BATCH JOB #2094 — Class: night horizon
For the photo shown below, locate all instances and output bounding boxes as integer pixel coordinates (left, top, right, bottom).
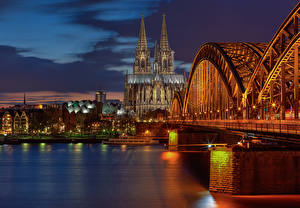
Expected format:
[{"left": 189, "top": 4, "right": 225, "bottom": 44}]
[
  {"left": 1, "top": 1, "right": 300, "bottom": 208},
  {"left": 0, "top": 0, "right": 297, "bottom": 106}
]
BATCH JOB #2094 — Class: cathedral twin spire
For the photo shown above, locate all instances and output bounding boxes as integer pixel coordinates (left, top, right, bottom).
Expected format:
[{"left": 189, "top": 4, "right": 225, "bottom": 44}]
[
  {"left": 137, "top": 14, "right": 170, "bottom": 51},
  {"left": 135, "top": 13, "right": 173, "bottom": 75},
  {"left": 138, "top": 14, "right": 147, "bottom": 50},
  {"left": 160, "top": 14, "right": 169, "bottom": 50}
]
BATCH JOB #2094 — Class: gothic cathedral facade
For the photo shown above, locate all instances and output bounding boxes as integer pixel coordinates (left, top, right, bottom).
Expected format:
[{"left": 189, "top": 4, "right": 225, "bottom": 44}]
[{"left": 124, "top": 15, "right": 187, "bottom": 117}]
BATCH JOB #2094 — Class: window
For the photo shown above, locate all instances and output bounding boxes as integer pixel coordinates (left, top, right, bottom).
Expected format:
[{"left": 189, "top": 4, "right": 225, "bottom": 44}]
[
  {"left": 163, "top": 59, "right": 167, "bottom": 68},
  {"left": 141, "top": 59, "right": 145, "bottom": 68}
]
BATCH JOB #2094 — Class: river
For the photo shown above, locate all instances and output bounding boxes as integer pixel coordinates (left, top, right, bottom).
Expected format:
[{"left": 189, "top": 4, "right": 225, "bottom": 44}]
[{"left": 0, "top": 144, "right": 299, "bottom": 208}]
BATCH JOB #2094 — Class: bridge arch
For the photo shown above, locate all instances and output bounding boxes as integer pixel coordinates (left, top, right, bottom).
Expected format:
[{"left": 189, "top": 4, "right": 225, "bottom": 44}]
[
  {"left": 183, "top": 42, "right": 265, "bottom": 120},
  {"left": 171, "top": 2, "right": 300, "bottom": 121},
  {"left": 244, "top": 3, "right": 300, "bottom": 119},
  {"left": 170, "top": 91, "right": 184, "bottom": 119}
]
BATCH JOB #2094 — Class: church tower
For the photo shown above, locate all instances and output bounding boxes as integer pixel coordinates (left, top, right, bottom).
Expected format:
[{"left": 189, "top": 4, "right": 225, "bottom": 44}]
[
  {"left": 154, "top": 14, "right": 174, "bottom": 74},
  {"left": 124, "top": 13, "right": 186, "bottom": 117},
  {"left": 133, "top": 15, "right": 151, "bottom": 74}
]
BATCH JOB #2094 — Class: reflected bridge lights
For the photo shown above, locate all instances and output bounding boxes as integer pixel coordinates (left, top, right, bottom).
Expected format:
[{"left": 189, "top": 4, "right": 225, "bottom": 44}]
[
  {"left": 193, "top": 191, "right": 217, "bottom": 208},
  {"left": 161, "top": 151, "right": 180, "bottom": 163}
]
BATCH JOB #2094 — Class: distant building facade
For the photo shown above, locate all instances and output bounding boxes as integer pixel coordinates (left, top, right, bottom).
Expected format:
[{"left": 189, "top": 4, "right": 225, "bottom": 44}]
[
  {"left": 124, "top": 15, "right": 186, "bottom": 117},
  {"left": 13, "top": 111, "right": 29, "bottom": 134},
  {"left": 0, "top": 110, "right": 29, "bottom": 135}
]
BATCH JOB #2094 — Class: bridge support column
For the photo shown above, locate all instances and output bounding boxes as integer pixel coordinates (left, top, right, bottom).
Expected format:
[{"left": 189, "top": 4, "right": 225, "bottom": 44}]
[
  {"left": 210, "top": 147, "right": 300, "bottom": 194},
  {"left": 294, "top": 44, "right": 299, "bottom": 119},
  {"left": 260, "top": 102, "right": 264, "bottom": 120},
  {"left": 168, "top": 130, "right": 178, "bottom": 151},
  {"left": 243, "top": 107, "right": 247, "bottom": 120},
  {"left": 281, "top": 64, "right": 286, "bottom": 120},
  {"left": 242, "top": 93, "right": 248, "bottom": 120}
]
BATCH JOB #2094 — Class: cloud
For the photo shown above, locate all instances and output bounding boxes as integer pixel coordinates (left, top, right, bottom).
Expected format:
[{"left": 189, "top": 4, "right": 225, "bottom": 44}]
[
  {"left": 0, "top": 0, "right": 119, "bottom": 63},
  {"left": 49, "top": 0, "right": 171, "bottom": 21},
  {"left": 121, "top": 57, "right": 134, "bottom": 64},
  {"left": 0, "top": 45, "right": 125, "bottom": 93},
  {"left": 92, "top": 0, "right": 169, "bottom": 21},
  {"left": 116, "top": 36, "right": 138, "bottom": 43},
  {"left": 174, "top": 60, "right": 192, "bottom": 72},
  {"left": 106, "top": 65, "right": 132, "bottom": 73}
]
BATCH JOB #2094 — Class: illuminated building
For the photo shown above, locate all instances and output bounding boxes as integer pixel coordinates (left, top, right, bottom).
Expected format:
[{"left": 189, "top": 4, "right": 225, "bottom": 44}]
[
  {"left": 65, "top": 101, "right": 96, "bottom": 114},
  {"left": 63, "top": 100, "right": 98, "bottom": 132},
  {"left": 96, "top": 90, "right": 106, "bottom": 103},
  {"left": 1, "top": 111, "right": 13, "bottom": 134},
  {"left": 124, "top": 14, "right": 187, "bottom": 117},
  {"left": 13, "top": 111, "right": 29, "bottom": 134}
]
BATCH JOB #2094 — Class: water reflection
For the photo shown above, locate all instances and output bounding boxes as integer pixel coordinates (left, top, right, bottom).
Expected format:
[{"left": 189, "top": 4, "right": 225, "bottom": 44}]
[
  {"left": 143, "top": 145, "right": 151, "bottom": 152},
  {"left": 121, "top": 144, "right": 127, "bottom": 151},
  {"left": 100, "top": 144, "right": 107, "bottom": 153},
  {"left": 46, "top": 144, "right": 52, "bottom": 152},
  {"left": 39, "top": 143, "right": 46, "bottom": 152},
  {"left": 193, "top": 191, "right": 217, "bottom": 208},
  {"left": 161, "top": 151, "right": 180, "bottom": 164},
  {"left": 0, "top": 144, "right": 299, "bottom": 208},
  {"left": 73, "top": 143, "right": 83, "bottom": 153},
  {"left": 3, "top": 144, "right": 14, "bottom": 154},
  {"left": 68, "top": 143, "right": 73, "bottom": 152},
  {"left": 22, "top": 143, "right": 30, "bottom": 152}
]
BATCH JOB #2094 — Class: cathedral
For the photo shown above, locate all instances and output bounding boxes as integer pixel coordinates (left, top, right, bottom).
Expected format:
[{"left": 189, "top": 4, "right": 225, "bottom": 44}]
[{"left": 124, "top": 14, "right": 187, "bottom": 117}]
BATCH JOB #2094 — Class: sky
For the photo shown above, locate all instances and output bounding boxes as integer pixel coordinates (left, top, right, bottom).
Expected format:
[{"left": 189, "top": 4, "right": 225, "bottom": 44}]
[{"left": 0, "top": 0, "right": 298, "bottom": 106}]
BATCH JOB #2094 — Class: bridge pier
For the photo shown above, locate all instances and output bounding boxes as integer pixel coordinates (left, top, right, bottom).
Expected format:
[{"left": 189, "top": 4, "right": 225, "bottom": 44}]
[
  {"left": 209, "top": 146, "right": 300, "bottom": 194},
  {"left": 168, "top": 128, "right": 240, "bottom": 150}
]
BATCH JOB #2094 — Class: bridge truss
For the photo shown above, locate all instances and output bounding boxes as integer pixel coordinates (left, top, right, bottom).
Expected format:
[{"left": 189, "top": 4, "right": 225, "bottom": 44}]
[{"left": 171, "top": 3, "right": 300, "bottom": 122}]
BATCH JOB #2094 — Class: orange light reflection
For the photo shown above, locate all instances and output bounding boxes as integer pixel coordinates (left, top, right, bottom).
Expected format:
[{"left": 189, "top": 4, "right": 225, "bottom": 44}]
[{"left": 161, "top": 151, "right": 180, "bottom": 161}]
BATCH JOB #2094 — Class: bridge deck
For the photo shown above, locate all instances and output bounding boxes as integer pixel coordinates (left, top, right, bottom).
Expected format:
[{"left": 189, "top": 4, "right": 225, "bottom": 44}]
[{"left": 170, "top": 119, "right": 300, "bottom": 136}]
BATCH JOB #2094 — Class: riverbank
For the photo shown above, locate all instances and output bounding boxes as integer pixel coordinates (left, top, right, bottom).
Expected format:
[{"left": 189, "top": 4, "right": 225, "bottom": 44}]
[
  {"left": 0, "top": 136, "right": 108, "bottom": 145},
  {"left": 0, "top": 135, "right": 169, "bottom": 145}
]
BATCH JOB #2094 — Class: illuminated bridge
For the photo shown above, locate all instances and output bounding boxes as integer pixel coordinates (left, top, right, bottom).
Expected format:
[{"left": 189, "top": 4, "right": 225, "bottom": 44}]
[{"left": 170, "top": 3, "right": 300, "bottom": 136}]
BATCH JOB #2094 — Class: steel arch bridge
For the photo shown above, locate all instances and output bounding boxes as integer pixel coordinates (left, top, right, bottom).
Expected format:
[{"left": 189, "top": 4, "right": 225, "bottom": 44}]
[
  {"left": 170, "top": 3, "right": 300, "bottom": 133},
  {"left": 170, "top": 91, "right": 184, "bottom": 119}
]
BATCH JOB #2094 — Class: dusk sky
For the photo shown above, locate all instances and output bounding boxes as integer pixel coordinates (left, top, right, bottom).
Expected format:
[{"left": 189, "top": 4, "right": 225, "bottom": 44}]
[{"left": 0, "top": 0, "right": 297, "bottom": 106}]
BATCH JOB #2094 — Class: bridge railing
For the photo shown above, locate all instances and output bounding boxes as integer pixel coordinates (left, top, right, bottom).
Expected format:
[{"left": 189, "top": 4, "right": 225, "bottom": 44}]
[{"left": 169, "top": 119, "right": 300, "bottom": 135}]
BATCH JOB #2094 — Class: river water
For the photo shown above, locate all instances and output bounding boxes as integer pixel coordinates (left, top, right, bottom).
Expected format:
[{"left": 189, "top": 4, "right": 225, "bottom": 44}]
[{"left": 0, "top": 144, "right": 299, "bottom": 208}]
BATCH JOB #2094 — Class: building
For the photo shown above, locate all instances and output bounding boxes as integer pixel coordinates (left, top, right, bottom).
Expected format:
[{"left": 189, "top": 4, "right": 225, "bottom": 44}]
[
  {"left": 96, "top": 90, "right": 107, "bottom": 103},
  {"left": 13, "top": 111, "right": 29, "bottom": 134},
  {"left": 124, "top": 14, "right": 187, "bottom": 117},
  {"left": 63, "top": 100, "right": 98, "bottom": 132},
  {"left": 1, "top": 111, "right": 13, "bottom": 135},
  {"left": 0, "top": 110, "right": 28, "bottom": 135}
]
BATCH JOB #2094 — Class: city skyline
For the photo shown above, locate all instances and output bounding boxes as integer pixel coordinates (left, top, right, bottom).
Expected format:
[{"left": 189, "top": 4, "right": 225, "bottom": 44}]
[{"left": 0, "top": 0, "right": 297, "bottom": 106}]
